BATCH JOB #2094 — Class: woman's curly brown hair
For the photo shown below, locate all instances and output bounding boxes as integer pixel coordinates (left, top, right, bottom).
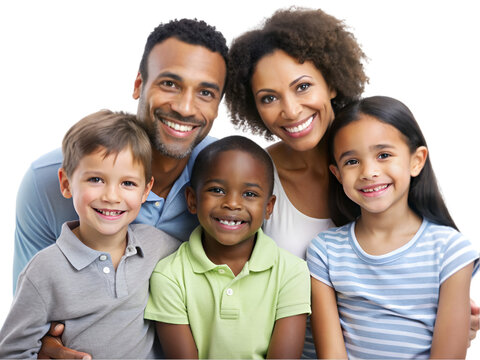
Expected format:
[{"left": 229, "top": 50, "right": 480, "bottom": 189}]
[{"left": 225, "top": 7, "right": 369, "bottom": 140}]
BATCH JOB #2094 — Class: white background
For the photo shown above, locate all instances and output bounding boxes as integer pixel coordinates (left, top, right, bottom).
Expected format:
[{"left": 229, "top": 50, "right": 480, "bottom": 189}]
[{"left": 1, "top": 0, "right": 479, "bottom": 357}]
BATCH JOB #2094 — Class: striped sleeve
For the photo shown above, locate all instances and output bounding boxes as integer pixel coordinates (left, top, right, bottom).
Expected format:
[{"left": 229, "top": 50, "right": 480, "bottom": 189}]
[{"left": 307, "top": 229, "right": 336, "bottom": 287}]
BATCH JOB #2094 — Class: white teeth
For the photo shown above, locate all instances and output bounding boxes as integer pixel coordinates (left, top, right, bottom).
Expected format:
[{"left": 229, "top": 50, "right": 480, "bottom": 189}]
[
  {"left": 285, "top": 115, "right": 314, "bottom": 133},
  {"left": 219, "top": 219, "right": 243, "bottom": 226},
  {"left": 362, "top": 184, "right": 388, "bottom": 193},
  {"left": 98, "top": 209, "right": 122, "bottom": 216},
  {"left": 163, "top": 120, "right": 193, "bottom": 132}
]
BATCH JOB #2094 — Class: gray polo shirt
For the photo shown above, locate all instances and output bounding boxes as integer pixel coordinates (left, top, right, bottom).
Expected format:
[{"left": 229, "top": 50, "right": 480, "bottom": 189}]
[{"left": 0, "top": 221, "right": 181, "bottom": 359}]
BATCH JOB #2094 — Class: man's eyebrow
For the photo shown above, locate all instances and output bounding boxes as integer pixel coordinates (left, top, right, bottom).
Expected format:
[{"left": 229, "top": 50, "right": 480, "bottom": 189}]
[
  {"left": 156, "top": 71, "right": 182, "bottom": 82},
  {"left": 200, "top": 81, "right": 220, "bottom": 93}
]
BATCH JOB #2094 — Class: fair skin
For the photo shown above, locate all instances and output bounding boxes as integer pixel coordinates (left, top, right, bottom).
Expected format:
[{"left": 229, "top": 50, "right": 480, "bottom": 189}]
[
  {"left": 321, "top": 115, "right": 473, "bottom": 359},
  {"left": 58, "top": 147, "right": 153, "bottom": 268},
  {"left": 38, "top": 37, "right": 226, "bottom": 359},
  {"left": 155, "top": 150, "right": 306, "bottom": 358}
]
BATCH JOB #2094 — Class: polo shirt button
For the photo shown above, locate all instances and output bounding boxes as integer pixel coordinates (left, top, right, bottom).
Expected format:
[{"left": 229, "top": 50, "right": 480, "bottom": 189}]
[
  {"left": 226, "top": 288, "right": 233, "bottom": 296},
  {"left": 103, "top": 267, "right": 111, "bottom": 274},
  {"left": 218, "top": 269, "right": 225, "bottom": 274},
  {"left": 154, "top": 201, "right": 160, "bottom": 207},
  {"left": 99, "top": 255, "right": 107, "bottom": 261}
]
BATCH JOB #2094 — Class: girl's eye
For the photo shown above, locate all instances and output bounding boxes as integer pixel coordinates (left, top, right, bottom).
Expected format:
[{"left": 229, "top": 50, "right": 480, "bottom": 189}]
[
  {"left": 378, "top": 153, "right": 391, "bottom": 160},
  {"left": 344, "top": 159, "right": 359, "bottom": 166},
  {"left": 297, "top": 83, "right": 311, "bottom": 92},
  {"left": 243, "top": 191, "right": 258, "bottom": 198},
  {"left": 88, "top": 177, "right": 103, "bottom": 183},
  {"left": 260, "top": 94, "right": 276, "bottom": 104},
  {"left": 122, "top": 181, "right": 137, "bottom": 187}
]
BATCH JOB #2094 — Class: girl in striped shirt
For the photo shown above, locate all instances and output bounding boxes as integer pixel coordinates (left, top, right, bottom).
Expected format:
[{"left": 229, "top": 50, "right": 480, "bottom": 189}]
[{"left": 307, "top": 96, "right": 478, "bottom": 359}]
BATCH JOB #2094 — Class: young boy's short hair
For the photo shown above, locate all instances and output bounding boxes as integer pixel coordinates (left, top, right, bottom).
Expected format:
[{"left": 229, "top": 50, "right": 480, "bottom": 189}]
[
  {"left": 190, "top": 135, "right": 274, "bottom": 195},
  {"left": 61, "top": 110, "right": 152, "bottom": 182}
]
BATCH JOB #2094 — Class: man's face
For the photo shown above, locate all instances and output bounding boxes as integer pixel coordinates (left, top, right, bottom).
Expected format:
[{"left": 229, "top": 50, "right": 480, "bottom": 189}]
[{"left": 133, "top": 38, "right": 226, "bottom": 159}]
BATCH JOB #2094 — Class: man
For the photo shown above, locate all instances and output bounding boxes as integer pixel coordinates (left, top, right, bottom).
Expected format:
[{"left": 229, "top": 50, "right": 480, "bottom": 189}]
[{"left": 13, "top": 18, "right": 227, "bottom": 359}]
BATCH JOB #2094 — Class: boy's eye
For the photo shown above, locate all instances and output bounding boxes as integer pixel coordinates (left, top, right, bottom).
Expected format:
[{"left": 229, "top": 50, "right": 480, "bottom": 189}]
[
  {"left": 344, "top": 159, "right": 358, "bottom": 166},
  {"left": 243, "top": 191, "right": 258, "bottom": 198},
  {"left": 207, "top": 187, "right": 225, "bottom": 194},
  {"left": 378, "top": 153, "right": 391, "bottom": 160},
  {"left": 88, "top": 177, "right": 103, "bottom": 183},
  {"left": 260, "top": 94, "right": 276, "bottom": 104}
]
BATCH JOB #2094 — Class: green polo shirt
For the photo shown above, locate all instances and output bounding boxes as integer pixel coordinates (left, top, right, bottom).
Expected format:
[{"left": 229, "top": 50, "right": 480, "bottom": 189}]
[{"left": 145, "top": 226, "right": 311, "bottom": 359}]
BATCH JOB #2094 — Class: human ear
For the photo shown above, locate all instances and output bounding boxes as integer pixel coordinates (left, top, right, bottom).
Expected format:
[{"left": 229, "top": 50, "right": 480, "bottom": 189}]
[
  {"left": 329, "top": 164, "right": 342, "bottom": 184},
  {"left": 133, "top": 72, "right": 143, "bottom": 100},
  {"left": 264, "top": 195, "right": 277, "bottom": 220},
  {"left": 410, "top": 146, "right": 428, "bottom": 177},
  {"left": 142, "top": 177, "right": 154, "bottom": 203},
  {"left": 58, "top": 168, "right": 72, "bottom": 199},
  {"left": 185, "top": 186, "right": 197, "bottom": 214},
  {"left": 329, "top": 86, "right": 338, "bottom": 100}
]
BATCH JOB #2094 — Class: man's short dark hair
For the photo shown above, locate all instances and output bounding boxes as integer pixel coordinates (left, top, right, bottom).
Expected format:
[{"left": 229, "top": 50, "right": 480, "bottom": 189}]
[{"left": 139, "top": 18, "right": 228, "bottom": 84}]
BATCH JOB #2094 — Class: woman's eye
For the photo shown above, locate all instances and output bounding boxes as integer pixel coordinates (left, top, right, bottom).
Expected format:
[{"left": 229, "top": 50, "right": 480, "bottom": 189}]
[
  {"left": 297, "top": 83, "right": 311, "bottom": 92},
  {"left": 261, "top": 95, "right": 276, "bottom": 104}
]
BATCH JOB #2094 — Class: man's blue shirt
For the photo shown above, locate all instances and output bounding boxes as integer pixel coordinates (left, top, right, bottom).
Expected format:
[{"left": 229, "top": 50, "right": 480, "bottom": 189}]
[{"left": 13, "top": 136, "right": 216, "bottom": 292}]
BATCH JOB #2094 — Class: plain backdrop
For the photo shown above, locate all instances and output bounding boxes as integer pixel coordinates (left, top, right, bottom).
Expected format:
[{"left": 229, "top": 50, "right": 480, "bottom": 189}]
[{"left": 1, "top": 0, "right": 479, "bottom": 357}]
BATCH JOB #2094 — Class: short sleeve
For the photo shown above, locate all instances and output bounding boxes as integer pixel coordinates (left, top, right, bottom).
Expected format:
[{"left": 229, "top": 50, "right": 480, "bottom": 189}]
[
  {"left": 440, "top": 231, "right": 479, "bottom": 284},
  {"left": 144, "top": 265, "right": 189, "bottom": 325},
  {"left": 306, "top": 235, "right": 333, "bottom": 287},
  {"left": 276, "top": 260, "right": 311, "bottom": 320}
]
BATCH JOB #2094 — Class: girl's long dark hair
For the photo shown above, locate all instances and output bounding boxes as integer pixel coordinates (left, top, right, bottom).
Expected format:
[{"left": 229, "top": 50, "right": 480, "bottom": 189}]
[{"left": 327, "top": 96, "right": 458, "bottom": 230}]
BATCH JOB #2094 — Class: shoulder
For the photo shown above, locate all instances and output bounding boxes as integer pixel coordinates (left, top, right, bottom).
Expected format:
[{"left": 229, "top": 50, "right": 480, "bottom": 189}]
[
  {"left": 152, "top": 241, "right": 191, "bottom": 275},
  {"left": 19, "top": 243, "right": 63, "bottom": 283},
  {"left": 129, "top": 224, "right": 182, "bottom": 258}
]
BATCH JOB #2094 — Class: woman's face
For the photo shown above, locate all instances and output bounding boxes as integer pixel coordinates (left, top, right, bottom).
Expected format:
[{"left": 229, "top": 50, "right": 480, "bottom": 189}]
[{"left": 251, "top": 50, "right": 336, "bottom": 152}]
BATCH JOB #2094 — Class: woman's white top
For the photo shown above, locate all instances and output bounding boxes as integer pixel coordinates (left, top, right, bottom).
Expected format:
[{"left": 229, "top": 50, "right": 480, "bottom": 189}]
[{"left": 263, "top": 165, "right": 335, "bottom": 260}]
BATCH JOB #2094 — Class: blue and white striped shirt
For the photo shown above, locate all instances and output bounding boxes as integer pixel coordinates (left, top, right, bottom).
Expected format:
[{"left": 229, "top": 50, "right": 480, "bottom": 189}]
[{"left": 307, "top": 219, "right": 479, "bottom": 359}]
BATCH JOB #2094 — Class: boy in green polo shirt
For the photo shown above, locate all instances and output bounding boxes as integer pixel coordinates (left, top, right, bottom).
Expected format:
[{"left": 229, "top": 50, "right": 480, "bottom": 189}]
[{"left": 145, "top": 135, "right": 311, "bottom": 359}]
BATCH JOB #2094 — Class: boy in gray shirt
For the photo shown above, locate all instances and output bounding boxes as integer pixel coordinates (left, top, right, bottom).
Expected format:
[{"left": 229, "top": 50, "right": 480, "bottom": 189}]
[{"left": 0, "top": 110, "right": 180, "bottom": 358}]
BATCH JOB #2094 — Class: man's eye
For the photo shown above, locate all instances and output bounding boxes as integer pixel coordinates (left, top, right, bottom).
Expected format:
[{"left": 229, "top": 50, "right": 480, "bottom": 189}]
[
  {"left": 200, "top": 89, "right": 214, "bottom": 98},
  {"left": 261, "top": 95, "right": 276, "bottom": 104},
  {"left": 161, "top": 80, "right": 176, "bottom": 88}
]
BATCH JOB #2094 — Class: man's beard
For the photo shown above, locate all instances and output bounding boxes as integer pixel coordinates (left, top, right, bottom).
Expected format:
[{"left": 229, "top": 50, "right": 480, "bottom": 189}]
[{"left": 150, "top": 109, "right": 204, "bottom": 159}]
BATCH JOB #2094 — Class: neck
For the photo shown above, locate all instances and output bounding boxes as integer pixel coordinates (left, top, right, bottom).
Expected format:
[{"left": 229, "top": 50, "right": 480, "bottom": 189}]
[
  {"left": 73, "top": 225, "right": 127, "bottom": 269},
  {"left": 202, "top": 232, "right": 256, "bottom": 277},
  {"left": 151, "top": 148, "right": 190, "bottom": 198},
  {"left": 269, "top": 138, "right": 328, "bottom": 171}
]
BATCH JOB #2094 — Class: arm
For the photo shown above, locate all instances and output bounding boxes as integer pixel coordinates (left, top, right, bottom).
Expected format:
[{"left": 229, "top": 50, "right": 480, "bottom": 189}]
[
  {"left": 267, "top": 314, "right": 307, "bottom": 359},
  {"left": 469, "top": 299, "right": 479, "bottom": 346},
  {"left": 310, "top": 277, "right": 347, "bottom": 359},
  {"left": 37, "top": 323, "right": 91, "bottom": 360},
  {"left": 155, "top": 322, "right": 198, "bottom": 359},
  {"left": 430, "top": 263, "right": 474, "bottom": 359}
]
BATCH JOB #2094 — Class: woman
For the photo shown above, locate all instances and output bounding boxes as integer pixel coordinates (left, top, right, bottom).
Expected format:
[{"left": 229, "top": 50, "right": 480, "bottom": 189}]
[{"left": 225, "top": 7, "right": 478, "bottom": 358}]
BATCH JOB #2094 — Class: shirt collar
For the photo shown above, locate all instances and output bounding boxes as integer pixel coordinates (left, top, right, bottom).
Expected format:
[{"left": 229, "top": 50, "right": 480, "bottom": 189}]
[
  {"left": 188, "top": 226, "right": 276, "bottom": 274},
  {"left": 56, "top": 221, "right": 144, "bottom": 270}
]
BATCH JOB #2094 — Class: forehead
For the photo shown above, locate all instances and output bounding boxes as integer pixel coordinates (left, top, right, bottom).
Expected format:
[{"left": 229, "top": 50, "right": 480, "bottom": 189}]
[
  {"left": 334, "top": 115, "right": 407, "bottom": 152},
  {"left": 251, "top": 50, "right": 326, "bottom": 89},
  {"left": 146, "top": 37, "right": 226, "bottom": 89},
  {"left": 206, "top": 150, "right": 269, "bottom": 182}
]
